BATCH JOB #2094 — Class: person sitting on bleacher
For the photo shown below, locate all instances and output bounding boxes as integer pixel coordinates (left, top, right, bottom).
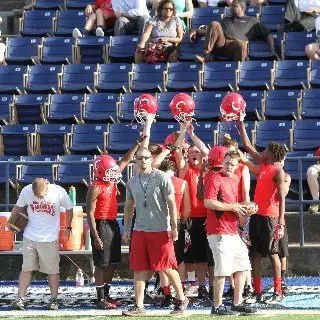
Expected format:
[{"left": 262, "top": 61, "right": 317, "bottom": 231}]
[
  {"left": 197, "top": 0, "right": 264, "bottom": 8},
  {"left": 192, "top": 0, "right": 275, "bottom": 62},
  {"left": 112, "top": 0, "right": 150, "bottom": 36},
  {"left": 73, "top": 0, "right": 116, "bottom": 38},
  {"left": 135, "top": 0, "right": 183, "bottom": 63},
  {"left": 306, "top": 148, "right": 320, "bottom": 214},
  {"left": 0, "top": 16, "right": 5, "bottom": 65}
]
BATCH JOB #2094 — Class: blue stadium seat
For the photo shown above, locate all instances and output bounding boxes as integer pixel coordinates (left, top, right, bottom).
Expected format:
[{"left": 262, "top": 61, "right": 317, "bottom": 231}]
[
  {"left": 20, "top": 10, "right": 56, "bottom": 37},
  {"left": 0, "top": 124, "right": 36, "bottom": 156},
  {"left": 60, "top": 64, "right": 96, "bottom": 93},
  {"left": 263, "top": 89, "right": 299, "bottom": 120},
  {"left": 193, "top": 91, "right": 225, "bottom": 121},
  {"left": 17, "top": 162, "right": 54, "bottom": 184},
  {"left": 254, "top": 120, "right": 292, "bottom": 151},
  {"left": 66, "top": 0, "right": 91, "bottom": 9},
  {"left": 58, "top": 154, "right": 94, "bottom": 161},
  {"left": 293, "top": 119, "right": 320, "bottom": 151},
  {"left": 179, "top": 34, "right": 205, "bottom": 62},
  {"left": 200, "top": 61, "right": 238, "bottom": 91},
  {"left": 82, "top": 93, "right": 119, "bottom": 123},
  {"left": 45, "top": 93, "right": 83, "bottom": 124},
  {"left": 68, "top": 123, "right": 108, "bottom": 154},
  {"left": 283, "top": 31, "right": 315, "bottom": 60},
  {"left": 25, "top": 65, "right": 61, "bottom": 94},
  {"left": 54, "top": 10, "right": 86, "bottom": 37},
  {"left": 40, "top": 37, "right": 75, "bottom": 64},
  {"left": 260, "top": 6, "right": 285, "bottom": 31},
  {"left": 309, "top": 60, "right": 320, "bottom": 88},
  {"left": 130, "top": 63, "right": 166, "bottom": 92},
  {"left": 236, "top": 90, "right": 264, "bottom": 121},
  {"left": 248, "top": 40, "right": 278, "bottom": 60},
  {"left": 300, "top": 89, "right": 320, "bottom": 119},
  {"left": 189, "top": 121, "right": 217, "bottom": 146},
  {"left": 95, "top": 63, "right": 131, "bottom": 93},
  {"left": 217, "top": 121, "right": 256, "bottom": 148},
  {"left": 33, "top": 0, "right": 64, "bottom": 10},
  {"left": 149, "top": 122, "right": 180, "bottom": 145},
  {"left": 109, "top": 35, "right": 139, "bottom": 63},
  {"left": 5, "top": 37, "right": 42, "bottom": 65},
  {"left": 191, "top": 7, "right": 224, "bottom": 29},
  {"left": 273, "top": 60, "right": 308, "bottom": 89},
  {"left": 237, "top": 61, "right": 273, "bottom": 90},
  {"left": 225, "top": 6, "right": 259, "bottom": 18},
  {"left": 22, "top": 155, "right": 57, "bottom": 161},
  {"left": 165, "top": 62, "right": 201, "bottom": 92},
  {"left": 13, "top": 94, "right": 48, "bottom": 124},
  {"left": 0, "top": 65, "right": 27, "bottom": 95},
  {"left": 35, "top": 124, "right": 72, "bottom": 155},
  {"left": 0, "top": 156, "right": 20, "bottom": 185},
  {"left": 76, "top": 37, "right": 109, "bottom": 64},
  {"left": 157, "top": 92, "right": 182, "bottom": 121},
  {"left": 272, "top": 32, "right": 283, "bottom": 57},
  {"left": 55, "top": 161, "right": 92, "bottom": 184},
  {"left": 0, "top": 95, "right": 14, "bottom": 125}
]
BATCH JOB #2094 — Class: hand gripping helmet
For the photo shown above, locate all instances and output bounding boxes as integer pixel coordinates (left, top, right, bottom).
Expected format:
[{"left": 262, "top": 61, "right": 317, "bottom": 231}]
[
  {"left": 220, "top": 92, "right": 246, "bottom": 121},
  {"left": 169, "top": 93, "right": 195, "bottom": 123},
  {"left": 164, "top": 132, "right": 187, "bottom": 147},
  {"left": 208, "top": 146, "right": 228, "bottom": 168},
  {"left": 93, "top": 155, "right": 122, "bottom": 183},
  {"left": 133, "top": 93, "right": 158, "bottom": 124}
]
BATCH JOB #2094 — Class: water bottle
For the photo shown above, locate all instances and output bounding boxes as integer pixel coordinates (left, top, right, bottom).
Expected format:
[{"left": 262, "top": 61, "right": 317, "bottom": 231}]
[
  {"left": 69, "top": 186, "right": 76, "bottom": 206},
  {"left": 76, "top": 268, "right": 84, "bottom": 287}
]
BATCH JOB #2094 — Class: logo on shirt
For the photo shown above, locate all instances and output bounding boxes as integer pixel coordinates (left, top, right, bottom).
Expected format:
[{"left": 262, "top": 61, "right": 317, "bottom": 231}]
[{"left": 30, "top": 201, "right": 56, "bottom": 216}]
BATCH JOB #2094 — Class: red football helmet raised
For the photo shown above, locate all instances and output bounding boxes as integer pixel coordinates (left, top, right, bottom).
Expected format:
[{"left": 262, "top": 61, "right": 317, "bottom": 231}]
[
  {"left": 208, "top": 146, "right": 228, "bottom": 168},
  {"left": 93, "top": 155, "right": 122, "bottom": 183},
  {"left": 220, "top": 92, "right": 246, "bottom": 121},
  {"left": 169, "top": 93, "right": 195, "bottom": 123},
  {"left": 133, "top": 93, "right": 158, "bottom": 124}
]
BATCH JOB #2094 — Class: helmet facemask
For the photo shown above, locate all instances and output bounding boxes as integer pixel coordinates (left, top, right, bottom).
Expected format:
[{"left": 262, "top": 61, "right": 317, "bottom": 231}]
[
  {"left": 134, "top": 109, "right": 150, "bottom": 124},
  {"left": 103, "top": 166, "right": 122, "bottom": 183}
]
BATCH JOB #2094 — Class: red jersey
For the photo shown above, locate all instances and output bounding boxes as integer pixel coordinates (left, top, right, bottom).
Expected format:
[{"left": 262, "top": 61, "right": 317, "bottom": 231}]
[
  {"left": 184, "top": 165, "right": 207, "bottom": 218},
  {"left": 254, "top": 163, "right": 280, "bottom": 218},
  {"left": 92, "top": 180, "right": 118, "bottom": 220},
  {"left": 171, "top": 176, "right": 184, "bottom": 219},
  {"left": 234, "top": 163, "right": 245, "bottom": 202},
  {"left": 95, "top": 0, "right": 114, "bottom": 15},
  {"left": 204, "top": 171, "right": 240, "bottom": 235}
]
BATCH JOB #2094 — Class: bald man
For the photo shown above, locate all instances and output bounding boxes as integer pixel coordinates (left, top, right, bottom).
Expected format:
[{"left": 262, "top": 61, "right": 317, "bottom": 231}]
[{"left": 11, "top": 178, "right": 74, "bottom": 311}]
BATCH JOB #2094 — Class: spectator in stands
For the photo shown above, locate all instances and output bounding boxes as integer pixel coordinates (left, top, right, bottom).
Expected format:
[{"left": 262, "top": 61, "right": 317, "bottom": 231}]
[
  {"left": 198, "top": 0, "right": 265, "bottom": 8},
  {"left": 11, "top": 178, "right": 73, "bottom": 311},
  {"left": 135, "top": 0, "right": 183, "bottom": 63},
  {"left": 112, "top": 0, "right": 150, "bottom": 36},
  {"left": 0, "top": 16, "right": 5, "bottom": 65},
  {"left": 305, "top": 42, "right": 320, "bottom": 59},
  {"left": 283, "top": 0, "right": 320, "bottom": 32},
  {"left": 306, "top": 148, "right": 320, "bottom": 214},
  {"left": 191, "top": 0, "right": 275, "bottom": 62},
  {"left": 73, "top": 0, "right": 116, "bottom": 38}
]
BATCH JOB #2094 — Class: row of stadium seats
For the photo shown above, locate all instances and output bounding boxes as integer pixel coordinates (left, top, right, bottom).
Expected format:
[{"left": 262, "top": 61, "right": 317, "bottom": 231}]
[
  {"left": 0, "top": 60, "right": 320, "bottom": 97},
  {"left": 32, "top": 0, "right": 93, "bottom": 10},
  {"left": 1, "top": 119, "right": 320, "bottom": 157},
  {"left": 2, "top": 89, "right": 320, "bottom": 126}
]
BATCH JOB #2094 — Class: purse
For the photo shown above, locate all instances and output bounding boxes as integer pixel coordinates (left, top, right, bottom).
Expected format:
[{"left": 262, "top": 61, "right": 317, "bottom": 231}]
[{"left": 144, "top": 41, "right": 170, "bottom": 64}]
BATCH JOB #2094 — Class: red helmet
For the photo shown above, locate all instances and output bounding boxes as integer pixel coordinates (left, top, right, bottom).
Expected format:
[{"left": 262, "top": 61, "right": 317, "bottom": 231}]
[
  {"left": 133, "top": 93, "right": 158, "bottom": 124},
  {"left": 220, "top": 92, "right": 246, "bottom": 121},
  {"left": 93, "top": 155, "right": 122, "bottom": 183},
  {"left": 169, "top": 93, "right": 195, "bottom": 123},
  {"left": 208, "top": 146, "right": 228, "bottom": 168}
]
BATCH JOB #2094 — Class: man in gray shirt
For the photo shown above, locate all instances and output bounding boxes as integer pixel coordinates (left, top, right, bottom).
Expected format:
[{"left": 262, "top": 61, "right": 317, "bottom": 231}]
[{"left": 122, "top": 147, "right": 189, "bottom": 316}]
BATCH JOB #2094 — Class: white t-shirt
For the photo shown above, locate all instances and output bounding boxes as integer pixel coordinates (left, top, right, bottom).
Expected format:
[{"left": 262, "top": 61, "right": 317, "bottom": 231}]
[
  {"left": 16, "top": 184, "right": 73, "bottom": 242},
  {"left": 298, "top": 0, "right": 320, "bottom": 12}
]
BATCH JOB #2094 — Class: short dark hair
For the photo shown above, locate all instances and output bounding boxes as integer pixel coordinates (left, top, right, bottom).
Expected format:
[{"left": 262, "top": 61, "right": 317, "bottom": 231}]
[
  {"left": 267, "top": 142, "right": 287, "bottom": 163},
  {"left": 225, "top": 150, "right": 240, "bottom": 161},
  {"left": 157, "top": 0, "right": 177, "bottom": 17},
  {"left": 159, "top": 160, "right": 177, "bottom": 172}
]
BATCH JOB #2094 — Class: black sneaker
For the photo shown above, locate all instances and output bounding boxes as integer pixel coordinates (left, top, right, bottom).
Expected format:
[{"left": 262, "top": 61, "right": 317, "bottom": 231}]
[
  {"left": 211, "top": 305, "right": 239, "bottom": 316},
  {"left": 170, "top": 298, "right": 189, "bottom": 315},
  {"left": 245, "top": 291, "right": 263, "bottom": 304},
  {"left": 144, "top": 292, "right": 156, "bottom": 304},
  {"left": 265, "top": 292, "right": 284, "bottom": 305},
  {"left": 281, "top": 282, "right": 289, "bottom": 296},
  {"left": 243, "top": 285, "right": 253, "bottom": 299},
  {"left": 231, "top": 303, "right": 257, "bottom": 314},
  {"left": 12, "top": 297, "right": 25, "bottom": 310},
  {"left": 222, "top": 285, "right": 234, "bottom": 300},
  {"left": 198, "top": 285, "right": 209, "bottom": 299},
  {"left": 122, "top": 304, "right": 146, "bottom": 316},
  {"left": 47, "top": 298, "right": 59, "bottom": 310},
  {"left": 159, "top": 294, "right": 174, "bottom": 307}
]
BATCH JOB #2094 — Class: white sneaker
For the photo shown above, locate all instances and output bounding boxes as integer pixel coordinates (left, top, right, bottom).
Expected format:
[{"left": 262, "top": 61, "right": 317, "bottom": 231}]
[
  {"left": 96, "top": 27, "right": 104, "bottom": 37},
  {"left": 184, "top": 284, "right": 198, "bottom": 297},
  {"left": 72, "top": 28, "right": 82, "bottom": 38}
]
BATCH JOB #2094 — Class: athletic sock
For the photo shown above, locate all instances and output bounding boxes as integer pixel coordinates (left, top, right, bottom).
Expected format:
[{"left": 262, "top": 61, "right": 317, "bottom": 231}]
[
  {"left": 187, "top": 271, "right": 196, "bottom": 284},
  {"left": 96, "top": 285, "right": 105, "bottom": 301},
  {"left": 253, "top": 276, "right": 262, "bottom": 294},
  {"left": 274, "top": 277, "right": 282, "bottom": 295},
  {"left": 163, "top": 285, "right": 171, "bottom": 296}
]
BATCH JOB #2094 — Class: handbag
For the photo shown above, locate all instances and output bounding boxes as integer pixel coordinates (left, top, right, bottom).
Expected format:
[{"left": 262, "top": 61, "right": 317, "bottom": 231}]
[{"left": 144, "top": 41, "right": 169, "bottom": 64}]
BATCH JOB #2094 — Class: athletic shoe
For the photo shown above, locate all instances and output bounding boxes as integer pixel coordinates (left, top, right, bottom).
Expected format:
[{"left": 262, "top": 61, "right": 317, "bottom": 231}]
[
  {"left": 47, "top": 298, "right": 59, "bottom": 310},
  {"left": 11, "top": 297, "right": 25, "bottom": 310},
  {"left": 194, "top": 53, "right": 211, "bottom": 63},
  {"left": 170, "top": 298, "right": 189, "bottom": 315},
  {"left": 198, "top": 285, "right": 209, "bottom": 299},
  {"left": 265, "top": 292, "right": 284, "bottom": 305},
  {"left": 245, "top": 291, "right": 263, "bottom": 304},
  {"left": 159, "top": 294, "right": 174, "bottom": 307},
  {"left": 211, "top": 305, "right": 239, "bottom": 316},
  {"left": 184, "top": 284, "right": 198, "bottom": 297},
  {"left": 72, "top": 28, "right": 82, "bottom": 38},
  {"left": 97, "top": 299, "right": 117, "bottom": 309},
  {"left": 144, "top": 292, "right": 156, "bottom": 304},
  {"left": 222, "top": 285, "right": 234, "bottom": 300},
  {"left": 231, "top": 303, "right": 257, "bottom": 314},
  {"left": 96, "top": 27, "right": 104, "bottom": 37},
  {"left": 281, "top": 282, "right": 289, "bottom": 296},
  {"left": 308, "top": 204, "right": 318, "bottom": 214},
  {"left": 122, "top": 305, "right": 146, "bottom": 316},
  {"left": 243, "top": 285, "right": 253, "bottom": 300}
]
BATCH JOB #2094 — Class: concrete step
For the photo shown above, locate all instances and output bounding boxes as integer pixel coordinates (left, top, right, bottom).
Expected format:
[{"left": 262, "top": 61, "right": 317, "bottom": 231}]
[{"left": 0, "top": 1, "right": 25, "bottom": 11}]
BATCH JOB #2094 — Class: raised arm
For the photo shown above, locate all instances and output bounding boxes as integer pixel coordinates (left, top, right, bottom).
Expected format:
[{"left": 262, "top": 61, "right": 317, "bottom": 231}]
[{"left": 186, "top": 123, "right": 210, "bottom": 156}]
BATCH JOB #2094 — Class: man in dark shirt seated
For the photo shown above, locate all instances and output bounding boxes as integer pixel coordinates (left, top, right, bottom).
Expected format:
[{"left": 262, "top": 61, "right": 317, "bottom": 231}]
[{"left": 191, "top": 0, "right": 276, "bottom": 62}]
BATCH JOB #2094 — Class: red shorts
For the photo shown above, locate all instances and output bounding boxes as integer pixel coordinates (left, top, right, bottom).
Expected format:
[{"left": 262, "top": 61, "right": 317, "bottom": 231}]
[{"left": 130, "top": 231, "right": 177, "bottom": 271}]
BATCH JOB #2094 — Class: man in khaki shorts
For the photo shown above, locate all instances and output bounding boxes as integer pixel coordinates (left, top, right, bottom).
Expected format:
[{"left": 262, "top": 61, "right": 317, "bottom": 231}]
[{"left": 11, "top": 178, "right": 73, "bottom": 310}]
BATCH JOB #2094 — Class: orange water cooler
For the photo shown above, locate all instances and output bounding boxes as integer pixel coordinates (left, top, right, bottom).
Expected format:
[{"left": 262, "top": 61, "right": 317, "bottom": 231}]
[{"left": 0, "top": 212, "right": 15, "bottom": 251}]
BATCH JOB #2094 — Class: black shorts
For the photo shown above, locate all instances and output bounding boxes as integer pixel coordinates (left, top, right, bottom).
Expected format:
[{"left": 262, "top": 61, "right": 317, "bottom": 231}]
[
  {"left": 278, "top": 225, "right": 289, "bottom": 258},
  {"left": 184, "top": 217, "right": 210, "bottom": 264},
  {"left": 91, "top": 219, "right": 121, "bottom": 268},
  {"left": 249, "top": 214, "right": 288, "bottom": 258},
  {"left": 174, "top": 222, "right": 186, "bottom": 265}
]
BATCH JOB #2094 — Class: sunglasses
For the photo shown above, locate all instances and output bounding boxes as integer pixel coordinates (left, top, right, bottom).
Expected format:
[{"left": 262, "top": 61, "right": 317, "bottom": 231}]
[
  {"left": 163, "top": 7, "right": 174, "bottom": 11},
  {"left": 136, "top": 156, "right": 152, "bottom": 161}
]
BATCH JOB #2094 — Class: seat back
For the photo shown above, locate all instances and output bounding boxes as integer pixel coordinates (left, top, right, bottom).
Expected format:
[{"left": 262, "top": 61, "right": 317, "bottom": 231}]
[
  {"left": 77, "top": 37, "right": 109, "bottom": 64},
  {"left": 41, "top": 37, "right": 75, "bottom": 64},
  {"left": 21, "top": 10, "right": 56, "bottom": 36},
  {"left": 109, "top": 35, "right": 139, "bottom": 62},
  {"left": 293, "top": 119, "right": 320, "bottom": 150}
]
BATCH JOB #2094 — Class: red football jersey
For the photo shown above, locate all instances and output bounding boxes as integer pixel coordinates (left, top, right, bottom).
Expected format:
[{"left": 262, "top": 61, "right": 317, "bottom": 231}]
[{"left": 95, "top": 0, "right": 115, "bottom": 15}]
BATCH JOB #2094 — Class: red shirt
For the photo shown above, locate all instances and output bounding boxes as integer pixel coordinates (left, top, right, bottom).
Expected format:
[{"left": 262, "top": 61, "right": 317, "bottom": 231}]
[
  {"left": 92, "top": 180, "right": 118, "bottom": 220},
  {"left": 184, "top": 165, "right": 207, "bottom": 218},
  {"left": 254, "top": 163, "right": 280, "bottom": 218},
  {"left": 95, "top": 0, "right": 115, "bottom": 15},
  {"left": 234, "top": 163, "right": 245, "bottom": 202},
  {"left": 204, "top": 171, "right": 240, "bottom": 235},
  {"left": 171, "top": 176, "right": 184, "bottom": 219}
]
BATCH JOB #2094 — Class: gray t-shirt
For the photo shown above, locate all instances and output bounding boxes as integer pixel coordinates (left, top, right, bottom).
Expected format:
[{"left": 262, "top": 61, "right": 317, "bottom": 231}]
[
  {"left": 149, "top": 17, "right": 181, "bottom": 40},
  {"left": 126, "top": 169, "right": 174, "bottom": 232}
]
